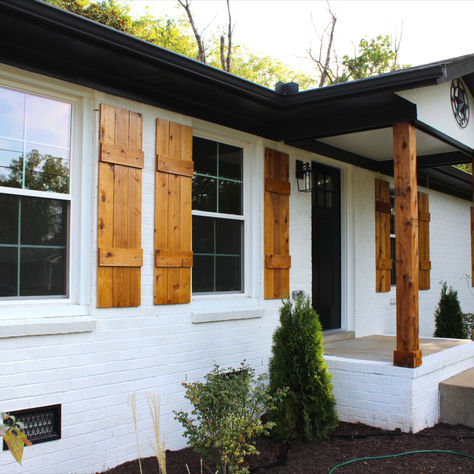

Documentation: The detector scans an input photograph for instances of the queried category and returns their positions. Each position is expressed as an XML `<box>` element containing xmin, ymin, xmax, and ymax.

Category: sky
<box><xmin>120</xmin><ymin>0</ymin><xmax>474</xmax><ymax>76</ymax></box>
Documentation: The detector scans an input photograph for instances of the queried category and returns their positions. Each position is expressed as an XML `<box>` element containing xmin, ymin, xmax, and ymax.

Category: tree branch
<box><xmin>177</xmin><ymin>0</ymin><xmax>206</xmax><ymax>63</ymax></box>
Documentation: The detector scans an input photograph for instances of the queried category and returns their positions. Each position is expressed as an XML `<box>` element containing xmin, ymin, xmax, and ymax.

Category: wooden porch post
<box><xmin>393</xmin><ymin>121</ymin><xmax>422</xmax><ymax>368</ymax></box>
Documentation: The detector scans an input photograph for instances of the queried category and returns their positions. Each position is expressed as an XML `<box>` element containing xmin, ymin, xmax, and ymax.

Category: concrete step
<box><xmin>439</xmin><ymin>368</ymin><xmax>474</xmax><ymax>428</ymax></box>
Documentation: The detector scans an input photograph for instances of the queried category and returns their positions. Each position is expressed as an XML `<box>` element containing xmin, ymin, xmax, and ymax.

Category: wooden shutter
<box><xmin>418</xmin><ymin>192</ymin><xmax>431</xmax><ymax>290</ymax></box>
<box><xmin>375</xmin><ymin>178</ymin><xmax>391</xmax><ymax>292</ymax></box>
<box><xmin>471</xmin><ymin>206</ymin><xmax>474</xmax><ymax>287</ymax></box>
<box><xmin>97</xmin><ymin>104</ymin><xmax>143</xmax><ymax>308</ymax></box>
<box><xmin>154</xmin><ymin>119</ymin><xmax>193</xmax><ymax>304</ymax></box>
<box><xmin>264</xmin><ymin>148</ymin><xmax>291</xmax><ymax>299</ymax></box>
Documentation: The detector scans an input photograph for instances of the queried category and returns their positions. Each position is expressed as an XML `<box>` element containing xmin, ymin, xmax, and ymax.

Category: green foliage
<box><xmin>174</xmin><ymin>363</ymin><xmax>284</xmax><ymax>474</ymax></box>
<box><xmin>434</xmin><ymin>282</ymin><xmax>468</xmax><ymax>339</ymax></box>
<box><xmin>337</xmin><ymin>35</ymin><xmax>410</xmax><ymax>82</ymax></box>
<box><xmin>46</xmin><ymin>0</ymin><xmax>134</xmax><ymax>33</ymax></box>
<box><xmin>1</xmin><ymin>413</ymin><xmax>31</xmax><ymax>465</ymax></box>
<box><xmin>463</xmin><ymin>313</ymin><xmax>474</xmax><ymax>339</ymax></box>
<box><xmin>454</xmin><ymin>163</ymin><xmax>472</xmax><ymax>174</ymax></box>
<box><xmin>268</xmin><ymin>296</ymin><xmax>338</xmax><ymax>442</ymax></box>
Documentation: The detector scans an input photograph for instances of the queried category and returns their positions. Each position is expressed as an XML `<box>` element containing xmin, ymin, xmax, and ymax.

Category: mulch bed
<box><xmin>103</xmin><ymin>422</ymin><xmax>474</xmax><ymax>473</ymax></box>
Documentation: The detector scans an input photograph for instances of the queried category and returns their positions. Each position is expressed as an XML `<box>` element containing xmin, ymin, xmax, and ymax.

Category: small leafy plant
<box><xmin>1</xmin><ymin>412</ymin><xmax>32</xmax><ymax>464</ymax></box>
<box><xmin>433</xmin><ymin>282</ymin><xmax>467</xmax><ymax>339</ymax></box>
<box><xmin>174</xmin><ymin>363</ymin><xmax>284</xmax><ymax>474</ymax></box>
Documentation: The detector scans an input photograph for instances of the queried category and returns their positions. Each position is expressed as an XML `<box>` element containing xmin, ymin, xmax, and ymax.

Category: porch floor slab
<box><xmin>324</xmin><ymin>335</ymin><xmax>471</xmax><ymax>362</ymax></box>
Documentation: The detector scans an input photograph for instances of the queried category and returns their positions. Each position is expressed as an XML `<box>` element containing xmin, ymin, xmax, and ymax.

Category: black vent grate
<box><xmin>3</xmin><ymin>404</ymin><xmax>61</xmax><ymax>448</ymax></box>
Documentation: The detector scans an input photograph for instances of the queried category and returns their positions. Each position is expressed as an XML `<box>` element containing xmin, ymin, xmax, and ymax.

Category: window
<box><xmin>390</xmin><ymin>189</ymin><xmax>396</xmax><ymax>285</ymax></box>
<box><xmin>192</xmin><ymin>136</ymin><xmax>244</xmax><ymax>293</ymax></box>
<box><xmin>0</xmin><ymin>86</ymin><xmax>71</xmax><ymax>299</ymax></box>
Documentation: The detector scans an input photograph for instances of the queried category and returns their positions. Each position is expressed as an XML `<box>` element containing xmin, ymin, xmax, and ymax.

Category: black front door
<box><xmin>312</xmin><ymin>163</ymin><xmax>341</xmax><ymax>330</ymax></box>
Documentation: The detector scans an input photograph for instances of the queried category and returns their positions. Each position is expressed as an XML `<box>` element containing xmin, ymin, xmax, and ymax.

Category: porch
<box><xmin>323</xmin><ymin>335</ymin><xmax>474</xmax><ymax>432</ymax></box>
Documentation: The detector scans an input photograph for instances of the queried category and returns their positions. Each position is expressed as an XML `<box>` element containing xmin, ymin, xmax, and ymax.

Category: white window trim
<box><xmin>0</xmin><ymin>70</ymin><xmax>94</xmax><ymax>333</ymax></box>
<box><xmin>191</xmin><ymin>130</ymin><xmax>254</xmax><ymax>300</ymax></box>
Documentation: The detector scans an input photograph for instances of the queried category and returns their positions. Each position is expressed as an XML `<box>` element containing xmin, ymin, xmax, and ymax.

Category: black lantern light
<box><xmin>296</xmin><ymin>160</ymin><xmax>312</xmax><ymax>193</ymax></box>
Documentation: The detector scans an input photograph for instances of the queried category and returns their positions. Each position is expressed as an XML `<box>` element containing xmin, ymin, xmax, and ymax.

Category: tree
<box><xmin>44</xmin><ymin>0</ymin><xmax>316</xmax><ymax>88</ymax></box>
<box><xmin>455</xmin><ymin>163</ymin><xmax>472</xmax><ymax>174</ymax></box>
<box><xmin>268</xmin><ymin>296</ymin><xmax>338</xmax><ymax>442</ymax></box>
<box><xmin>433</xmin><ymin>282</ymin><xmax>467</xmax><ymax>339</ymax></box>
<box><xmin>337</xmin><ymin>35</ymin><xmax>409</xmax><ymax>82</ymax></box>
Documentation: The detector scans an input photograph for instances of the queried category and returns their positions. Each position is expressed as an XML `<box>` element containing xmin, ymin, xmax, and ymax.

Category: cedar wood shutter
<box><xmin>471</xmin><ymin>206</ymin><xmax>474</xmax><ymax>287</ymax></box>
<box><xmin>264</xmin><ymin>148</ymin><xmax>291</xmax><ymax>299</ymax></box>
<box><xmin>418</xmin><ymin>191</ymin><xmax>431</xmax><ymax>290</ymax></box>
<box><xmin>375</xmin><ymin>180</ymin><xmax>431</xmax><ymax>292</ymax></box>
<box><xmin>375</xmin><ymin>179</ymin><xmax>392</xmax><ymax>292</ymax></box>
<box><xmin>154</xmin><ymin>119</ymin><xmax>193</xmax><ymax>304</ymax></box>
<box><xmin>97</xmin><ymin>104</ymin><xmax>143</xmax><ymax>307</ymax></box>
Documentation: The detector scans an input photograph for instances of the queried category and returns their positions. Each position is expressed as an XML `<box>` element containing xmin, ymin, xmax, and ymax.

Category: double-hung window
<box><xmin>0</xmin><ymin>86</ymin><xmax>71</xmax><ymax>299</ymax></box>
<box><xmin>192</xmin><ymin>136</ymin><xmax>244</xmax><ymax>293</ymax></box>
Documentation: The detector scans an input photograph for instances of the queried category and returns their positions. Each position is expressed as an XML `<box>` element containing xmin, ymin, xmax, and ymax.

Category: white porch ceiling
<box><xmin>319</xmin><ymin>128</ymin><xmax>457</xmax><ymax>161</ymax></box>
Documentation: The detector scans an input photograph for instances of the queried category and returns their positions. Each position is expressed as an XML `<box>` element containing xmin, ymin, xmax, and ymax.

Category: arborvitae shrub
<box><xmin>268</xmin><ymin>296</ymin><xmax>338</xmax><ymax>442</ymax></box>
<box><xmin>433</xmin><ymin>282</ymin><xmax>467</xmax><ymax>339</ymax></box>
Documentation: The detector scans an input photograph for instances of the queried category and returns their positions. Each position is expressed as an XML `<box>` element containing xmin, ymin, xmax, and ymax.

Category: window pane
<box><xmin>24</xmin><ymin>146</ymin><xmax>69</xmax><ymax>193</ymax></box>
<box><xmin>0</xmin><ymin>139</ymin><xmax>23</xmax><ymax>188</ymax></box>
<box><xmin>26</xmin><ymin>95</ymin><xmax>71</xmax><ymax>148</ymax></box>
<box><xmin>0</xmin><ymin>87</ymin><xmax>24</xmax><ymax>140</ymax></box>
<box><xmin>192</xmin><ymin>255</ymin><xmax>214</xmax><ymax>293</ymax></box>
<box><xmin>21</xmin><ymin>197</ymin><xmax>68</xmax><ymax>246</ymax></box>
<box><xmin>219</xmin><ymin>143</ymin><xmax>242</xmax><ymax>180</ymax></box>
<box><xmin>216</xmin><ymin>256</ymin><xmax>241</xmax><ymax>292</ymax></box>
<box><xmin>0</xmin><ymin>247</ymin><xmax>18</xmax><ymax>297</ymax></box>
<box><xmin>219</xmin><ymin>180</ymin><xmax>242</xmax><ymax>215</ymax></box>
<box><xmin>20</xmin><ymin>247</ymin><xmax>67</xmax><ymax>296</ymax></box>
<box><xmin>216</xmin><ymin>219</ymin><xmax>242</xmax><ymax>255</ymax></box>
<box><xmin>193</xmin><ymin>137</ymin><xmax>217</xmax><ymax>176</ymax></box>
<box><xmin>192</xmin><ymin>175</ymin><xmax>217</xmax><ymax>212</ymax></box>
<box><xmin>0</xmin><ymin>194</ymin><xmax>19</xmax><ymax>245</ymax></box>
<box><xmin>192</xmin><ymin>216</ymin><xmax>214</xmax><ymax>254</ymax></box>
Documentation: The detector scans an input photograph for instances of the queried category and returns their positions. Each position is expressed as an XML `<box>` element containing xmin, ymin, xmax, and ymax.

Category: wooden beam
<box><xmin>393</xmin><ymin>121</ymin><xmax>422</xmax><ymax>368</ymax></box>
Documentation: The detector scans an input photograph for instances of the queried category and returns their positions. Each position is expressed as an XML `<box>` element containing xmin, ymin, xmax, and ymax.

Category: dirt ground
<box><xmin>103</xmin><ymin>422</ymin><xmax>474</xmax><ymax>473</ymax></box>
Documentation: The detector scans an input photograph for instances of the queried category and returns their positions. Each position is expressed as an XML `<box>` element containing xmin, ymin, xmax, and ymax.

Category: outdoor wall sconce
<box><xmin>296</xmin><ymin>160</ymin><xmax>312</xmax><ymax>193</ymax></box>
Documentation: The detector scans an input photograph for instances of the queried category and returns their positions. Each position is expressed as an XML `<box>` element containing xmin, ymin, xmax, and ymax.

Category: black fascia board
<box><xmin>378</xmin><ymin>151</ymin><xmax>473</xmax><ymax>173</ymax></box>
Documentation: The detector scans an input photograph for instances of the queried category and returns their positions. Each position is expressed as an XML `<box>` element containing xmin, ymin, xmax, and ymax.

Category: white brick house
<box><xmin>0</xmin><ymin>1</ymin><xmax>473</xmax><ymax>473</ymax></box>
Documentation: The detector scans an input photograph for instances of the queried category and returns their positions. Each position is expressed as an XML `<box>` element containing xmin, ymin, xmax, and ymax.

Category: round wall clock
<box><xmin>450</xmin><ymin>79</ymin><xmax>470</xmax><ymax>128</ymax></box>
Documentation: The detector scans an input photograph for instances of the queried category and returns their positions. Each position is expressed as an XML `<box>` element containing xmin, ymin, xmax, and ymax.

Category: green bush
<box><xmin>268</xmin><ymin>296</ymin><xmax>338</xmax><ymax>442</ymax></box>
<box><xmin>463</xmin><ymin>313</ymin><xmax>474</xmax><ymax>339</ymax></box>
<box><xmin>174</xmin><ymin>363</ymin><xmax>284</xmax><ymax>474</ymax></box>
<box><xmin>433</xmin><ymin>282</ymin><xmax>467</xmax><ymax>339</ymax></box>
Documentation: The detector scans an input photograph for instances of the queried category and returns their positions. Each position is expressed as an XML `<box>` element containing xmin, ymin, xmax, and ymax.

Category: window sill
<box><xmin>0</xmin><ymin>304</ymin><xmax>95</xmax><ymax>338</ymax></box>
<box><xmin>192</xmin><ymin>307</ymin><xmax>264</xmax><ymax>324</ymax></box>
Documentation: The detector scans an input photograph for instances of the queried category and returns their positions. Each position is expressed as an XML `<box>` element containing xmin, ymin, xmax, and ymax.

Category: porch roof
<box><xmin>0</xmin><ymin>0</ymin><xmax>472</xmax><ymax>199</ymax></box>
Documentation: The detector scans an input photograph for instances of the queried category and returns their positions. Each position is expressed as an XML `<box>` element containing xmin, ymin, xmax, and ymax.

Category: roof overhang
<box><xmin>0</xmin><ymin>0</ymin><xmax>472</xmax><ymax>200</ymax></box>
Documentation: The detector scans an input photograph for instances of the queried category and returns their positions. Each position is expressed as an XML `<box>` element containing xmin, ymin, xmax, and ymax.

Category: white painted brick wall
<box><xmin>0</xmin><ymin>70</ymin><xmax>472</xmax><ymax>473</ymax></box>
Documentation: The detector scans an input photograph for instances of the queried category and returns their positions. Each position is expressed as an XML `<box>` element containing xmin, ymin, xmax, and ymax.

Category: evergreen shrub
<box><xmin>433</xmin><ymin>282</ymin><xmax>467</xmax><ymax>339</ymax></box>
<box><xmin>268</xmin><ymin>295</ymin><xmax>338</xmax><ymax>442</ymax></box>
